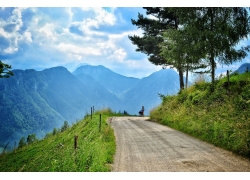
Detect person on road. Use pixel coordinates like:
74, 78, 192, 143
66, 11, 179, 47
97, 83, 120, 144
139, 106, 144, 117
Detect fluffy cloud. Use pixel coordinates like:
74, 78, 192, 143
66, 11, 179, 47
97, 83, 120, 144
56, 43, 101, 56
0, 7, 172, 78
2, 7, 247, 79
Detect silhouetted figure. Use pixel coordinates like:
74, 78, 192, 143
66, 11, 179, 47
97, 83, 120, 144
139, 106, 144, 117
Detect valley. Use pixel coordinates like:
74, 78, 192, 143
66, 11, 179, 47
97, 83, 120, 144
0, 64, 181, 150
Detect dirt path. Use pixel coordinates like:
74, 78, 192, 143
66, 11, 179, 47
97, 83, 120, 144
109, 116, 250, 172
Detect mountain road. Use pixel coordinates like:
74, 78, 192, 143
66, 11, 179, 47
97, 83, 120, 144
109, 116, 250, 172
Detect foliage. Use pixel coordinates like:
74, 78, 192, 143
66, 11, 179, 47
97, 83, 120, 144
0, 69, 67, 148
18, 137, 26, 148
0, 109, 120, 172
53, 128, 59, 135
128, 7, 186, 90
150, 72, 250, 158
0, 60, 14, 78
159, 21, 208, 88
170, 7, 250, 83
26, 134, 38, 145
61, 121, 69, 132
130, 7, 250, 90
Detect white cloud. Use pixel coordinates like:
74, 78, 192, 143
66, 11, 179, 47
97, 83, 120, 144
108, 48, 127, 62
0, 28, 11, 38
7, 7, 246, 80
33, 18, 39, 25
82, 7, 116, 25
0, 8, 35, 54
75, 7, 116, 36
8, 8, 24, 32
94, 7, 116, 25
62, 28, 69, 33
65, 7, 73, 22
56, 43, 101, 56
3, 46, 18, 54
22, 31, 32, 42
38, 23, 56, 38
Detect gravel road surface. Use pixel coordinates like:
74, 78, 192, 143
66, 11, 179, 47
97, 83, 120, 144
109, 116, 250, 172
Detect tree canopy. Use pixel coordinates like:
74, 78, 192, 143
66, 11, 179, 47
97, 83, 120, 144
129, 7, 250, 90
171, 7, 250, 83
0, 60, 14, 78
128, 7, 186, 90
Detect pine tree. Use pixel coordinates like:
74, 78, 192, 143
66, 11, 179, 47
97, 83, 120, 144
61, 121, 69, 132
18, 137, 26, 148
26, 134, 38, 145
0, 60, 14, 78
173, 7, 250, 84
128, 7, 186, 90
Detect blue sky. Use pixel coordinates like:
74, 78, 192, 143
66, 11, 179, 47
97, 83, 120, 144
1, 1, 250, 80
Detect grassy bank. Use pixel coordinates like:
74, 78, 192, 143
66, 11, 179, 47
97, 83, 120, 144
150, 72, 250, 158
0, 109, 119, 172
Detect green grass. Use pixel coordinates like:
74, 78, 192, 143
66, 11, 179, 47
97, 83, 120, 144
150, 72, 250, 158
0, 108, 120, 172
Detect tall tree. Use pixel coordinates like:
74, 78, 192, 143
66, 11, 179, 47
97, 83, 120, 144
61, 121, 69, 132
0, 60, 14, 78
128, 7, 186, 90
172, 7, 250, 84
18, 137, 26, 148
26, 134, 38, 145
159, 25, 208, 88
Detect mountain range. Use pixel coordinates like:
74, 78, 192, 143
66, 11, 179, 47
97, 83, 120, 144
0, 64, 192, 148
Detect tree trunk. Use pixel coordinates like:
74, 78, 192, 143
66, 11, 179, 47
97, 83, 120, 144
185, 65, 189, 89
209, 8, 216, 85
178, 68, 184, 91
210, 57, 215, 83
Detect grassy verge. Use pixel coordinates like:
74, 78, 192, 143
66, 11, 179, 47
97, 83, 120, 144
0, 108, 120, 172
150, 72, 250, 158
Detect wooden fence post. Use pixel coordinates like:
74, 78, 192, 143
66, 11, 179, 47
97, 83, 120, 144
74, 135, 78, 150
99, 114, 101, 132
227, 70, 230, 88
226, 70, 230, 94
91, 107, 92, 119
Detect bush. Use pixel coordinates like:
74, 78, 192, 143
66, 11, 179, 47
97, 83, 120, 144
18, 137, 26, 148
61, 121, 69, 132
26, 134, 38, 145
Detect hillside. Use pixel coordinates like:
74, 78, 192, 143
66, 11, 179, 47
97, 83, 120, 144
0, 64, 184, 151
234, 63, 250, 74
73, 65, 184, 115
0, 66, 122, 150
0, 69, 66, 147
0, 109, 117, 172
73, 72, 121, 107
150, 71, 250, 158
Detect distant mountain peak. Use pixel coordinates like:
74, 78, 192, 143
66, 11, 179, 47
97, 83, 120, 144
73, 63, 91, 72
72, 64, 115, 76
235, 63, 250, 74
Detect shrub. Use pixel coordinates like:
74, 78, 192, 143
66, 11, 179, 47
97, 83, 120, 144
61, 121, 69, 132
26, 134, 38, 145
18, 137, 26, 148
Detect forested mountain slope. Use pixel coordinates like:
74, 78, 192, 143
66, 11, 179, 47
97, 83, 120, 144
0, 65, 185, 150
122, 68, 181, 115
73, 65, 140, 99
